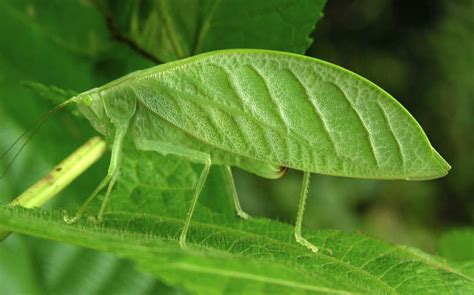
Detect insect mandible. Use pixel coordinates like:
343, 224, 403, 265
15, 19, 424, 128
53, 49, 449, 253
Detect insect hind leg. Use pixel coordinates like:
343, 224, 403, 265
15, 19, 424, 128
294, 171, 319, 253
223, 165, 251, 219
64, 126, 128, 224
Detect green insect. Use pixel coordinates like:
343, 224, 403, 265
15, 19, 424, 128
51, 49, 449, 252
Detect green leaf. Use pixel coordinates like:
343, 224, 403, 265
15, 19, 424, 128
437, 228, 474, 278
0, 236, 183, 295
98, 0, 326, 61
94, 49, 450, 180
0, 206, 472, 294
438, 228, 474, 261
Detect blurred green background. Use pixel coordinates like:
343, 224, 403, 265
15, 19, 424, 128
0, 0, 472, 293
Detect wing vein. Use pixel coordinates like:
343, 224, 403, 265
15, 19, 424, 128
376, 103, 405, 168
245, 65, 291, 131
286, 69, 340, 156
327, 82, 380, 168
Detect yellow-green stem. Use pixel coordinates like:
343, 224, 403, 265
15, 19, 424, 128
0, 137, 107, 241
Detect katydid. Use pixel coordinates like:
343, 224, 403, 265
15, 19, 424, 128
36, 49, 452, 252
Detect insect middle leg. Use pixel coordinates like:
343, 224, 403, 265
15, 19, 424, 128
294, 171, 319, 253
134, 139, 212, 248
223, 165, 250, 219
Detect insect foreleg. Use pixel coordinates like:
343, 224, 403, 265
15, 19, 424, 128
64, 125, 128, 224
294, 171, 319, 253
134, 139, 212, 248
223, 165, 250, 219
97, 168, 120, 222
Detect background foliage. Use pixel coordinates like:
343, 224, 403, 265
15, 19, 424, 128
0, 0, 472, 294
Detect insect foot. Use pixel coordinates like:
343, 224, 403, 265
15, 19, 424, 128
87, 215, 101, 224
237, 211, 252, 220
178, 233, 188, 249
295, 234, 319, 254
62, 210, 81, 224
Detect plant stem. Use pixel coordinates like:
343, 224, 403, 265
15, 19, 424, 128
0, 137, 107, 241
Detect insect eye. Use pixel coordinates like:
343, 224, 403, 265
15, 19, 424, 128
81, 95, 93, 106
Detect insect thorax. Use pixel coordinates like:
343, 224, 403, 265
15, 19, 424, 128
76, 87, 137, 137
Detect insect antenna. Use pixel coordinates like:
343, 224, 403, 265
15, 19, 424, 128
0, 100, 73, 179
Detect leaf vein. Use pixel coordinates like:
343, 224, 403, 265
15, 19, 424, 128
340, 237, 370, 261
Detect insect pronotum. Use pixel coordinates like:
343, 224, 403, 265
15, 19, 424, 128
20, 50, 453, 252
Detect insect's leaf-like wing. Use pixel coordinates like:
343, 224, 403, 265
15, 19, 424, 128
129, 50, 450, 180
